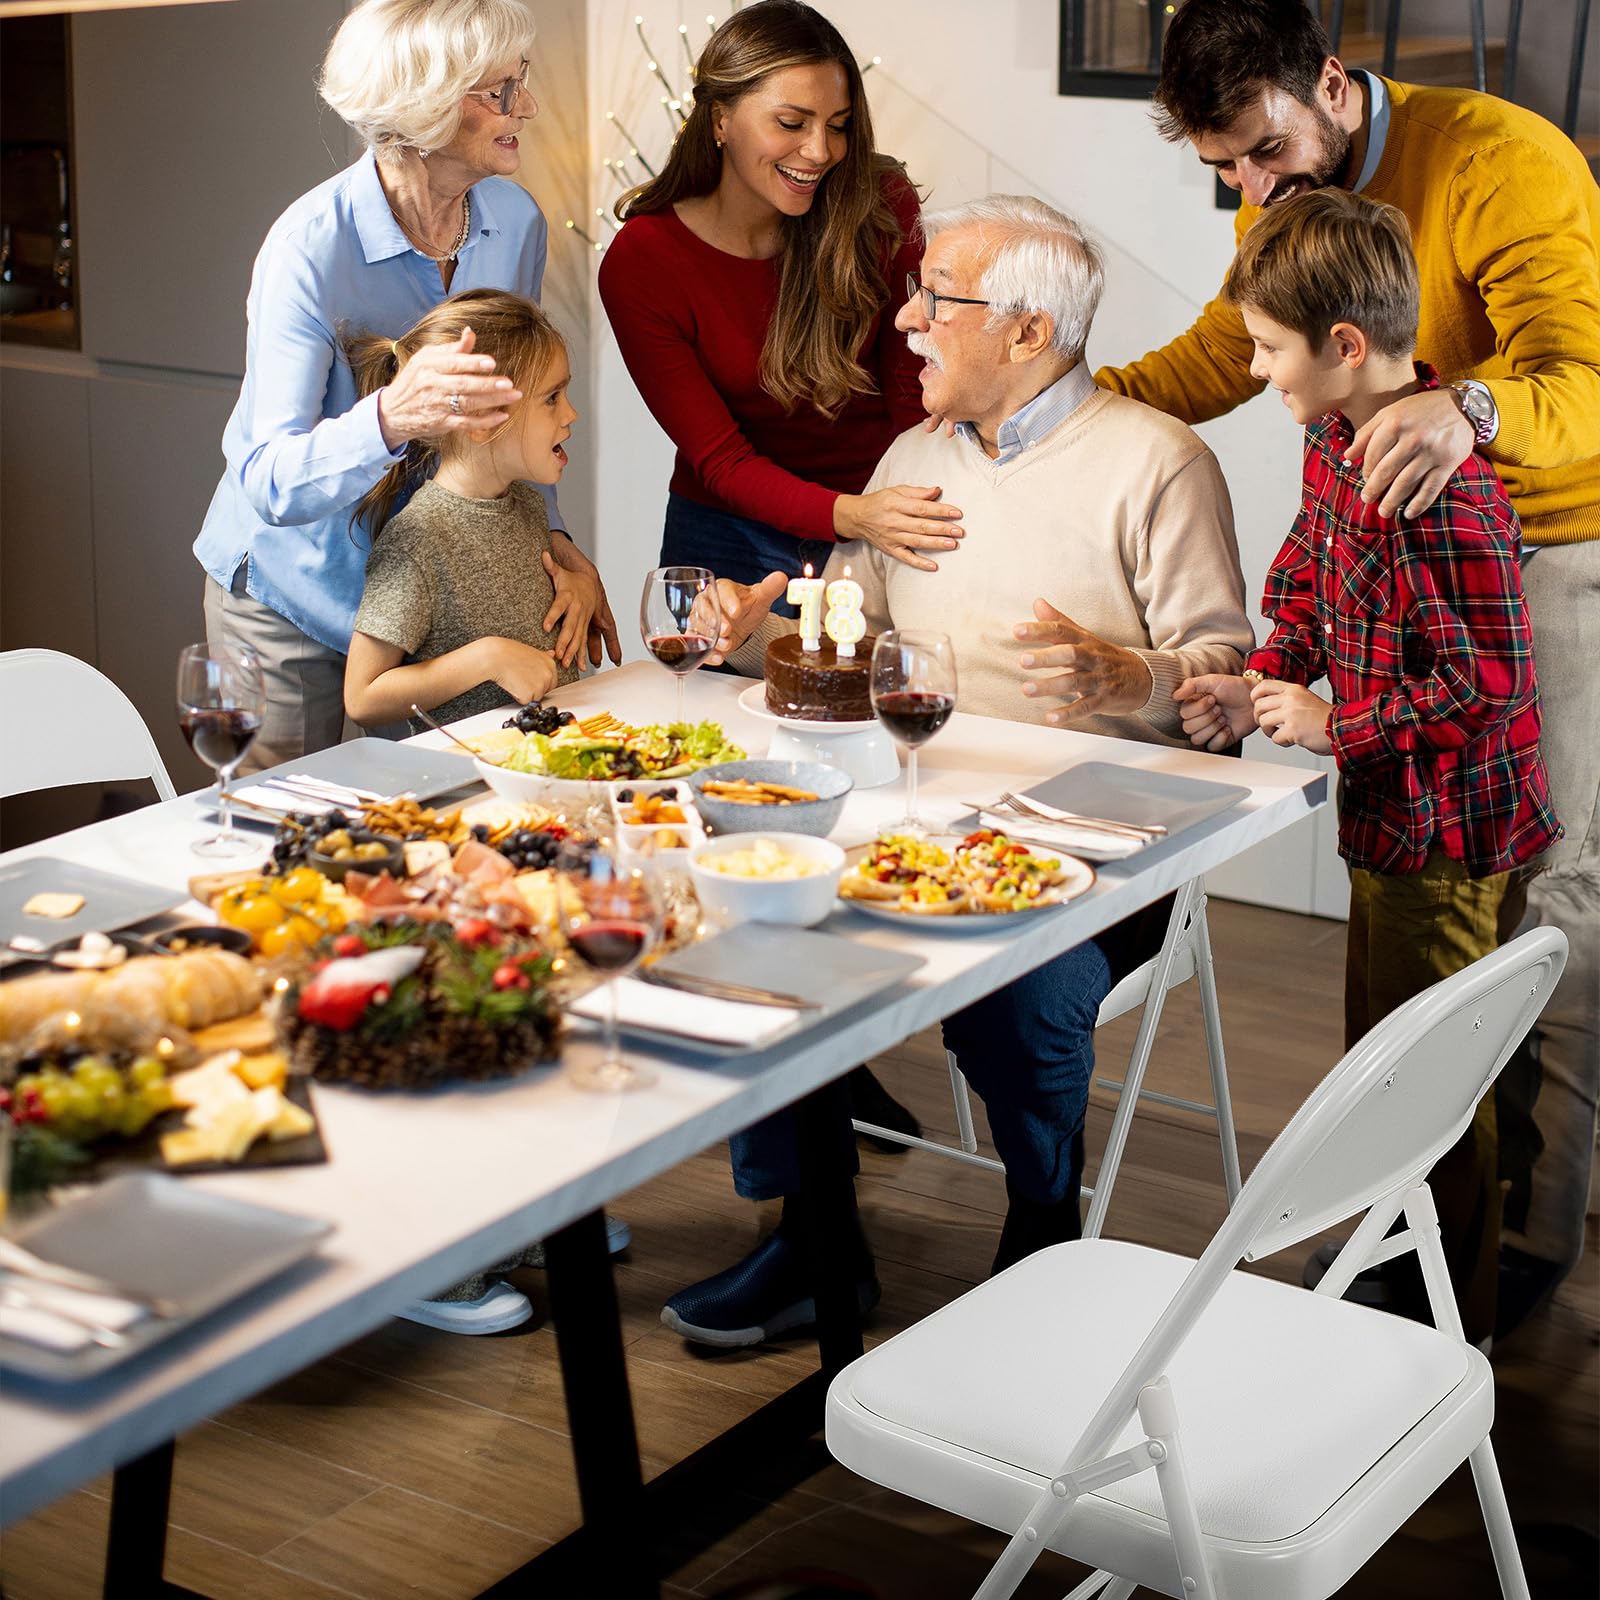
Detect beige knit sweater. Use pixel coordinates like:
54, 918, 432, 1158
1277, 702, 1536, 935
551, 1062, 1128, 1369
736, 385, 1252, 747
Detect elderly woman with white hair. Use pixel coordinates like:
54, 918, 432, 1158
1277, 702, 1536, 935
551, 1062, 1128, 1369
194, 0, 617, 769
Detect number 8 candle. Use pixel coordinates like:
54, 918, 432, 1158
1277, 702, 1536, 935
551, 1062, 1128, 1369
787, 562, 826, 653
824, 566, 866, 658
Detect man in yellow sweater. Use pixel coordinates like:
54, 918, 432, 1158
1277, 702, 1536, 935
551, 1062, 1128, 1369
1099, 0, 1598, 1331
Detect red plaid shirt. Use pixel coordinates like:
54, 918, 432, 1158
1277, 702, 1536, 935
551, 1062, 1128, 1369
1248, 368, 1561, 877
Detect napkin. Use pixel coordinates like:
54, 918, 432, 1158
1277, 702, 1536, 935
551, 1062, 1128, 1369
225, 784, 334, 816
570, 977, 801, 1048
977, 810, 1145, 861
0, 1273, 149, 1353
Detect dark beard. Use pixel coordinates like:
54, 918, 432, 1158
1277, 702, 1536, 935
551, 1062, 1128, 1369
1261, 110, 1352, 206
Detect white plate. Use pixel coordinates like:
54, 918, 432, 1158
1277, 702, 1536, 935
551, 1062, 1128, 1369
737, 682, 878, 734
839, 833, 1095, 929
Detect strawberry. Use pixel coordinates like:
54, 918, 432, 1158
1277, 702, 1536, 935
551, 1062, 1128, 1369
298, 947, 426, 1031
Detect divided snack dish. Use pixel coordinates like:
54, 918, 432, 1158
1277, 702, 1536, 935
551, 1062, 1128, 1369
687, 760, 853, 838
609, 781, 706, 858
687, 832, 846, 928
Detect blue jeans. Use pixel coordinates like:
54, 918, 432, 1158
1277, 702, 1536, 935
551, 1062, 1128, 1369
728, 906, 1168, 1205
661, 493, 834, 619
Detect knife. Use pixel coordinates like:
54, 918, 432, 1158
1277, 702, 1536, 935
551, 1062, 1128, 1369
640, 969, 821, 1010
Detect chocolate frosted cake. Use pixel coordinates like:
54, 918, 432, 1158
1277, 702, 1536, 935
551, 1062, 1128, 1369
765, 632, 877, 722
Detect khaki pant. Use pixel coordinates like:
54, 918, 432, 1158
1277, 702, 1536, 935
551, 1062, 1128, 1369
202, 570, 355, 774
1347, 850, 1510, 1344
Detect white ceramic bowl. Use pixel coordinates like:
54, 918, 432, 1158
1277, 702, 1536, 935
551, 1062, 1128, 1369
687, 832, 845, 929
474, 757, 626, 816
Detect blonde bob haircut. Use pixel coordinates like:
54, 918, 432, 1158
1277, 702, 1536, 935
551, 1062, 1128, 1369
319, 0, 535, 165
920, 195, 1105, 364
1224, 189, 1420, 357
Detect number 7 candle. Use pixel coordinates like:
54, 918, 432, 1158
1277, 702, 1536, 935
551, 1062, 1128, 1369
824, 567, 866, 658
787, 563, 826, 652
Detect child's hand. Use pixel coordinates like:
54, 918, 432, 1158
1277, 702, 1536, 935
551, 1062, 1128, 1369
1250, 681, 1334, 754
486, 639, 558, 705
541, 549, 602, 668
1173, 674, 1257, 751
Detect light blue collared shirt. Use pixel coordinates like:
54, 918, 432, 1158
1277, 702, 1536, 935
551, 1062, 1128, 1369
955, 360, 1098, 465
1353, 71, 1390, 193
193, 152, 557, 653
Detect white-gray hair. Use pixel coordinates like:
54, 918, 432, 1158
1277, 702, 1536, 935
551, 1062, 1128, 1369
919, 195, 1106, 362
319, 0, 536, 165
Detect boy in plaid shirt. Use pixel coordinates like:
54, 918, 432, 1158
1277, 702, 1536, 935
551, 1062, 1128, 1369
1175, 189, 1560, 1343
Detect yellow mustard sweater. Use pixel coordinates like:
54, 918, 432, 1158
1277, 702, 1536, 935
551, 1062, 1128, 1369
1098, 79, 1600, 546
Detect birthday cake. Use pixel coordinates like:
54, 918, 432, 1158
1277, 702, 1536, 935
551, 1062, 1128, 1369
765, 631, 878, 722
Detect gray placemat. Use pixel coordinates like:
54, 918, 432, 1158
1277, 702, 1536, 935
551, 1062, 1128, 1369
0, 858, 183, 947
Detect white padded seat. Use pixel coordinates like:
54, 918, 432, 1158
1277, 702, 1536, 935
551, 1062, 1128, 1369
830, 1238, 1488, 1594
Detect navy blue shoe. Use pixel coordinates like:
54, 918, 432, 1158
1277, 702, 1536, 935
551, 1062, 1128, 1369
660, 1232, 880, 1349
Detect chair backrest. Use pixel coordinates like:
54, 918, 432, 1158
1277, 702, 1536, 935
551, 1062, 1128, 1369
1055, 927, 1567, 1477
0, 649, 177, 801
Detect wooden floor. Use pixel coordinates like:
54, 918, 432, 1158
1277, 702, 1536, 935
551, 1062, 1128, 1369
3, 900, 1596, 1599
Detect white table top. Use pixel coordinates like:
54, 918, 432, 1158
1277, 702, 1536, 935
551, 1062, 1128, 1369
0, 663, 1324, 1525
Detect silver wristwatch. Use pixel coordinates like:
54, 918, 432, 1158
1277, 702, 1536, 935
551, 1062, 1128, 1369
1448, 379, 1498, 446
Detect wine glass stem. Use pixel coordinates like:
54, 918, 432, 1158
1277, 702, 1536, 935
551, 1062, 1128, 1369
905, 747, 920, 825
675, 671, 685, 724
217, 761, 239, 836
604, 976, 622, 1070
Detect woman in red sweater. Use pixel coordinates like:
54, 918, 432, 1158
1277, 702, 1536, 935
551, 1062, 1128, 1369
597, 0, 964, 602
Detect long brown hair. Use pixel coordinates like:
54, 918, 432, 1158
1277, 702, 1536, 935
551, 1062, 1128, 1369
345, 288, 565, 537
619, 0, 907, 418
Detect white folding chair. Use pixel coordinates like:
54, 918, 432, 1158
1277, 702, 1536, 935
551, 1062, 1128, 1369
828, 927, 1566, 1600
0, 648, 176, 801
851, 876, 1242, 1238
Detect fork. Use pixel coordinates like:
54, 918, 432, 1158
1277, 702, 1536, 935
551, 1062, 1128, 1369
0, 1282, 129, 1349
992, 791, 1166, 840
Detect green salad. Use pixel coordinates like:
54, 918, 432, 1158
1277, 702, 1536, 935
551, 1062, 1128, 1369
501, 720, 745, 781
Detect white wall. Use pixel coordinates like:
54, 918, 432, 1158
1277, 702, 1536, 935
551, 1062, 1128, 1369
581, 0, 1345, 918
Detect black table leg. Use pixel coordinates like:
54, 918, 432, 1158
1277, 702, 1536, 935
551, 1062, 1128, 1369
792, 1072, 868, 1379
104, 1439, 174, 1600
538, 1208, 655, 1599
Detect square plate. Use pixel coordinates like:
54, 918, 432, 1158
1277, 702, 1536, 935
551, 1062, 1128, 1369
203, 737, 478, 826
572, 925, 924, 1055
0, 1172, 333, 1381
956, 761, 1250, 862
0, 858, 184, 948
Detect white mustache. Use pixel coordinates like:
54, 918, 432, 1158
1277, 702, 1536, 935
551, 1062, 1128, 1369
907, 332, 942, 369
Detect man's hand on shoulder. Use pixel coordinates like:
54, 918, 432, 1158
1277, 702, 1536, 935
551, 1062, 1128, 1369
1346, 389, 1474, 520
701, 572, 788, 667
1015, 599, 1152, 723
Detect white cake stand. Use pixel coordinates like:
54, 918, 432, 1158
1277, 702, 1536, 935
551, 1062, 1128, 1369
736, 684, 900, 789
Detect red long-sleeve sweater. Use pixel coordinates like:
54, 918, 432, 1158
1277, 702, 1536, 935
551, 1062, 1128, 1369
597, 172, 927, 543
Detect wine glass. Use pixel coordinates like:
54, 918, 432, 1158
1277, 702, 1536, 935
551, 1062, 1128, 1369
560, 844, 665, 1092
871, 629, 957, 835
640, 566, 720, 724
176, 643, 266, 857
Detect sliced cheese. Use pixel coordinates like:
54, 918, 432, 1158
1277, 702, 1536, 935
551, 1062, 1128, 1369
251, 1085, 315, 1141
233, 1050, 288, 1091
22, 891, 85, 919
168, 1053, 250, 1111
162, 1098, 260, 1166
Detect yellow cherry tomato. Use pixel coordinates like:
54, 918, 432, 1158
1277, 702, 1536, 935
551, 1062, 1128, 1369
257, 918, 318, 958
269, 866, 324, 906
219, 886, 286, 933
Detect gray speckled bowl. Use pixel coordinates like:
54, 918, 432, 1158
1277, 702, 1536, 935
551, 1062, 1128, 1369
687, 760, 853, 838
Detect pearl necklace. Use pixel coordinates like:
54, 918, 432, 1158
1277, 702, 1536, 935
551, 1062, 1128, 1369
390, 193, 472, 263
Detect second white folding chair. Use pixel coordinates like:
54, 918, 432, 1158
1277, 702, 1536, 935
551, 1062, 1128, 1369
828, 927, 1565, 1600
851, 876, 1241, 1238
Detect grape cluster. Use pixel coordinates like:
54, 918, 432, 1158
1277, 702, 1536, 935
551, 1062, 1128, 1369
270, 809, 354, 874
8, 1055, 173, 1142
503, 701, 577, 736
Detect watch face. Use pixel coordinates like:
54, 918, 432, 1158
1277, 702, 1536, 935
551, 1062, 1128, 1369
1453, 383, 1493, 424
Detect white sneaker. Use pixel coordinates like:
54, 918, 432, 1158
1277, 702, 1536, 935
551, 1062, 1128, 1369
396, 1278, 533, 1335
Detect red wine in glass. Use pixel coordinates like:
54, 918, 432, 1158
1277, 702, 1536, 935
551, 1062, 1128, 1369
176, 642, 266, 859
871, 629, 958, 834
871, 691, 954, 748
640, 566, 720, 721
644, 633, 714, 674
180, 707, 262, 771
567, 918, 652, 972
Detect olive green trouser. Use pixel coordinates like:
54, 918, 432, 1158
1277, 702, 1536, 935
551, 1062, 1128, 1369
1346, 849, 1510, 1346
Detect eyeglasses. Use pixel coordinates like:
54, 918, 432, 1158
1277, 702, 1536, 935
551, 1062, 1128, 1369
905, 272, 990, 321
466, 60, 531, 117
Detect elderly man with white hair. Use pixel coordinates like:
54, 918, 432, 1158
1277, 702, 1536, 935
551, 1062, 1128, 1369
661, 195, 1254, 1350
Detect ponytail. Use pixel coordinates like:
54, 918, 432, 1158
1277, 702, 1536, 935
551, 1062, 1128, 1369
345, 329, 437, 540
